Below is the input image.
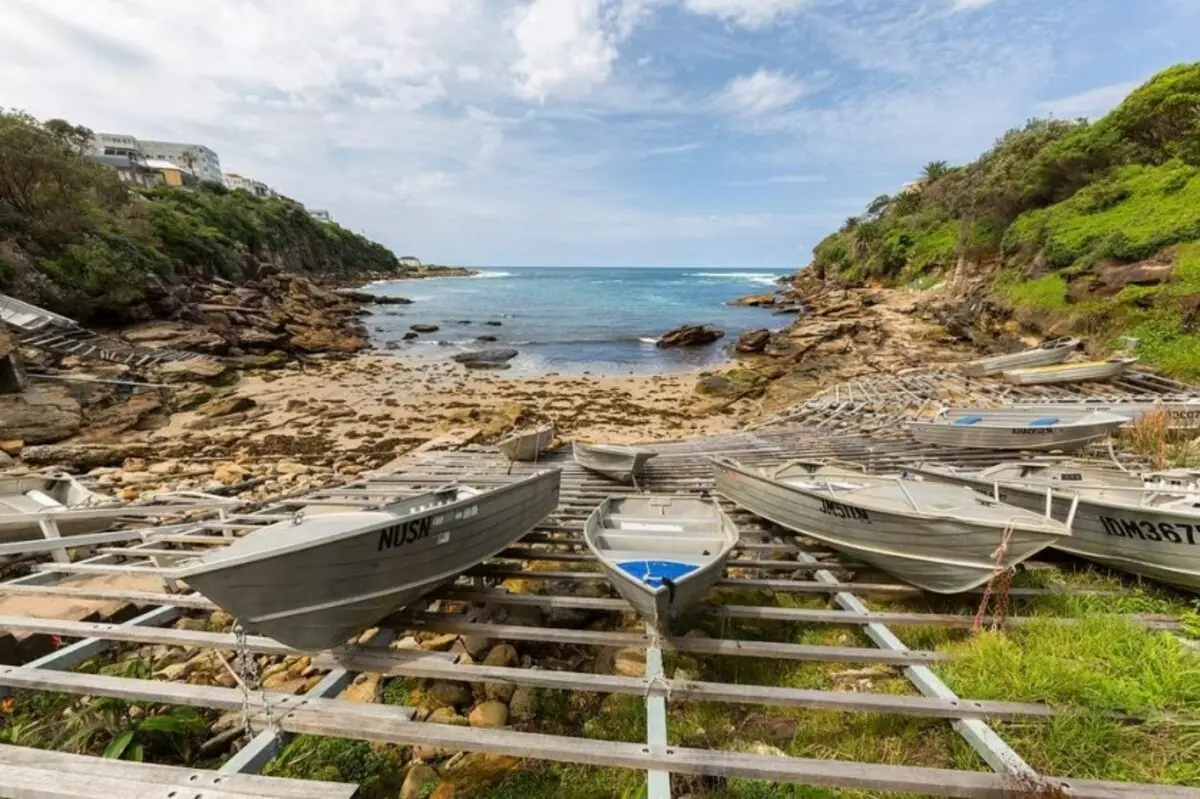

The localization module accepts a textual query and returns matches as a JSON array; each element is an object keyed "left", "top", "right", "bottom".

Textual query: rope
[{"left": 972, "top": 520, "right": 1016, "bottom": 634}]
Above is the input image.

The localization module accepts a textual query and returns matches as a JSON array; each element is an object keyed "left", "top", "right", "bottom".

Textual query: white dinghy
[
  {"left": 584, "top": 494, "right": 737, "bottom": 628},
  {"left": 908, "top": 407, "right": 1129, "bottom": 451},
  {"left": 959, "top": 338, "right": 1079, "bottom": 378},
  {"left": 1002, "top": 357, "right": 1138, "bottom": 385},
  {"left": 572, "top": 442, "right": 657, "bottom": 485},
  {"left": 711, "top": 457, "right": 1071, "bottom": 594},
  {"left": 498, "top": 423, "right": 555, "bottom": 462}
]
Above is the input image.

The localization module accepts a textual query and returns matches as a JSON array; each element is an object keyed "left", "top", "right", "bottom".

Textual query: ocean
[{"left": 364, "top": 266, "right": 791, "bottom": 375}]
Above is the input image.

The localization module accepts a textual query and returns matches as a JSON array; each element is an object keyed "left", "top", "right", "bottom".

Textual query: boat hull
[
  {"left": 1002, "top": 400, "right": 1200, "bottom": 431},
  {"left": 908, "top": 418, "right": 1127, "bottom": 451},
  {"left": 1002, "top": 360, "right": 1136, "bottom": 385},
  {"left": 960, "top": 340, "right": 1077, "bottom": 378},
  {"left": 711, "top": 461, "right": 1059, "bottom": 594},
  {"left": 0, "top": 475, "right": 114, "bottom": 542},
  {"left": 180, "top": 470, "right": 561, "bottom": 650},
  {"left": 572, "top": 443, "right": 657, "bottom": 484},
  {"left": 499, "top": 425, "right": 555, "bottom": 461},
  {"left": 913, "top": 468, "right": 1200, "bottom": 593}
]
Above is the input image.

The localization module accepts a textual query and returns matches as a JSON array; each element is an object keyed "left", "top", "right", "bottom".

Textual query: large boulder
[
  {"left": 121, "top": 321, "right": 229, "bottom": 354},
  {"left": 338, "top": 290, "right": 412, "bottom": 305},
  {"left": 0, "top": 386, "right": 82, "bottom": 444},
  {"left": 735, "top": 329, "right": 771, "bottom": 354},
  {"left": 656, "top": 324, "right": 725, "bottom": 348},
  {"left": 20, "top": 442, "right": 151, "bottom": 469},
  {"left": 76, "top": 394, "right": 166, "bottom": 442},
  {"left": 451, "top": 349, "right": 518, "bottom": 367},
  {"left": 411, "top": 324, "right": 440, "bottom": 333},
  {"left": 729, "top": 292, "right": 777, "bottom": 307},
  {"left": 154, "top": 358, "right": 237, "bottom": 386}
]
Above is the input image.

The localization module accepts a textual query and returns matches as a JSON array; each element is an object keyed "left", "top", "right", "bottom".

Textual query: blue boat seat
[
  {"left": 1028, "top": 417, "right": 1060, "bottom": 427},
  {"left": 615, "top": 559, "right": 699, "bottom": 588},
  {"left": 952, "top": 416, "right": 983, "bottom": 426}
]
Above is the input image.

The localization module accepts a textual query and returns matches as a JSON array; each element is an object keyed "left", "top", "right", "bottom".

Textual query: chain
[{"left": 233, "top": 621, "right": 280, "bottom": 741}]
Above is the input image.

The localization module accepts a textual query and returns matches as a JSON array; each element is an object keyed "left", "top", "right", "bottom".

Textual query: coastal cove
[{"left": 365, "top": 267, "right": 789, "bottom": 375}]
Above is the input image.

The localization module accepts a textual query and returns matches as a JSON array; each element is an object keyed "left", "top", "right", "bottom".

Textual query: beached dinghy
[
  {"left": 959, "top": 337, "right": 1078, "bottom": 378},
  {"left": 909, "top": 462, "right": 1200, "bottom": 593},
  {"left": 908, "top": 407, "right": 1128, "bottom": 451},
  {"left": 1002, "top": 357, "right": 1138, "bottom": 385},
  {"left": 498, "top": 423, "right": 555, "bottom": 462},
  {"left": 174, "top": 469, "right": 561, "bottom": 651},
  {"left": 572, "top": 442, "right": 657, "bottom": 484},
  {"left": 711, "top": 457, "right": 1070, "bottom": 594},
  {"left": 0, "top": 473, "right": 112, "bottom": 542},
  {"left": 1001, "top": 397, "right": 1200, "bottom": 431},
  {"left": 584, "top": 494, "right": 737, "bottom": 627}
]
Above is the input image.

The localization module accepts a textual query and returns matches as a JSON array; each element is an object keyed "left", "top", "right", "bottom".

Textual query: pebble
[
  {"left": 467, "top": 701, "right": 508, "bottom": 729},
  {"left": 400, "top": 763, "right": 439, "bottom": 799}
]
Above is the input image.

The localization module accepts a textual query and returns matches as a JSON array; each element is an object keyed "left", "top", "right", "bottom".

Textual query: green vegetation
[
  {"left": 263, "top": 735, "right": 407, "bottom": 797},
  {"left": 810, "top": 62, "right": 1200, "bottom": 377},
  {"left": 0, "top": 109, "right": 402, "bottom": 323}
]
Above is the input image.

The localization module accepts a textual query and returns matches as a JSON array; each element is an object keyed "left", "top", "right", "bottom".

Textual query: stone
[
  {"left": 427, "top": 706, "right": 469, "bottom": 726},
  {"left": 728, "top": 292, "right": 778, "bottom": 307},
  {"left": 656, "top": 324, "right": 725, "bottom": 348},
  {"left": 459, "top": 634, "right": 494, "bottom": 660},
  {"left": 435, "top": 752, "right": 520, "bottom": 796},
  {"left": 427, "top": 681, "right": 473, "bottom": 708},
  {"left": 155, "top": 359, "right": 236, "bottom": 386},
  {"left": 735, "top": 328, "right": 771, "bottom": 354},
  {"left": 20, "top": 443, "right": 149, "bottom": 469},
  {"left": 410, "top": 324, "right": 440, "bottom": 333},
  {"left": 122, "top": 321, "right": 229, "bottom": 353},
  {"left": 212, "top": 462, "right": 248, "bottom": 485},
  {"left": 421, "top": 633, "right": 461, "bottom": 652},
  {"left": 0, "top": 387, "right": 82, "bottom": 444},
  {"left": 340, "top": 290, "right": 413, "bottom": 305},
  {"left": 484, "top": 320, "right": 503, "bottom": 326},
  {"left": 614, "top": 647, "right": 646, "bottom": 677},
  {"left": 475, "top": 335, "right": 498, "bottom": 342},
  {"left": 234, "top": 328, "right": 287, "bottom": 348},
  {"left": 0, "top": 440, "right": 23, "bottom": 455},
  {"left": 507, "top": 685, "right": 537, "bottom": 722},
  {"left": 198, "top": 395, "right": 257, "bottom": 418},
  {"left": 451, "top": 348, "right": 518, "bottom": 366},
  {"left": 400, "top": 764, "right": 440, "bottom": 799},
  {"left": 481, "top": 644, "right": 518, "bottom": 668},
  {"left": 0, "top": 450, "right": 11, "bottom": 466},
  {"left": 340, "top": 672, "right": 382, "bottom": 703},
  {"left": 467, "top": 701, "right": 508, "bottom": 728},
  {"left": 78, "top": 394, "right": 165, "bottom": 442},
  {"left": 402, "top": 331, "right": 419, "bottom": 340}
]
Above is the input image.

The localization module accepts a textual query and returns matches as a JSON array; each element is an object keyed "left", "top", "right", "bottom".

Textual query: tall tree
[{"left": 921, "top": 160, "right": 952, "bottom": 181}]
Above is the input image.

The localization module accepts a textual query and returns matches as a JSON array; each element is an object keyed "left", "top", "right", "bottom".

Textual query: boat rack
[
  {"left": 755, "top": 367, "right": 1200, "bottom": 433},
  {"left": 1, "top": 426, "right": 1198, "bottom": 798}
]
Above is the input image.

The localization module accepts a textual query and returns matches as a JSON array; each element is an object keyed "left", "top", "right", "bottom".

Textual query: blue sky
[{"left": 2, "top": 1, "right": 1197, "bottom": 267}]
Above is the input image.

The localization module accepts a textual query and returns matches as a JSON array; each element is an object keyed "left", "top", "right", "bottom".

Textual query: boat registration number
[
  {"left": 377, "top": 516, "right": 435, "bottom": 551},
  {"left": 1099, "top": 516, "right": 1196, "bottom": 545},
  {"left": 820, "top": 498, "right": 870, "bottom": 522},
  {"left": 1011, "top": 428, "right": 1053, "bottom": 435}
]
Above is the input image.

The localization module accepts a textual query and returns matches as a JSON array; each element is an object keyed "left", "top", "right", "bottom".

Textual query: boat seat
[
  {"left": 1028, "top": 417, "right": 1060, "bottom": 427},
  {"left": 604, "top": 514, "right": 714, "bottom": 532},
  {"left": 952, "top": 416, "right": 983, "bottom": 426},
  {"left": 601, "top": 522, "right": 720, "bottom": 537},
  {"left": 603, "top": 548, "right": 717, "bottom": 565},
  {"left": 596, "top": 533, "right": 725, "bottom": 555},
  {"left": 3, "top": 494, "right": 59, "bottom": 514}
]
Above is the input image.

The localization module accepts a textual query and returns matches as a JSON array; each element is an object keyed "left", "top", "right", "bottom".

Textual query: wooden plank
[
  {"left": 0, "top": 585, "right": 217, "bottom": 611},
  {"left": 0, "top": 744, "right": 356, "bottom": 798},
  {"left": 0, "top": 667, "right": 1189, "bottom": 798}
]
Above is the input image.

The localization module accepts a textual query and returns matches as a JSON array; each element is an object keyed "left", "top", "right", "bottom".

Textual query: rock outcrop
[
  {"left": 451, "top": 349, "right": 518, "bottom": 369},
  {"left": 735, "top": 329, "right": 771, "bottom": 354},
  {"left": 656, "top": 324, "right": 725, "bottom": 348},
  {"left": 0, "top": 386, "right": 82, "bottom": 444},
  {"left": 411, "top": 324, "right": 440, "bottom": 333}
]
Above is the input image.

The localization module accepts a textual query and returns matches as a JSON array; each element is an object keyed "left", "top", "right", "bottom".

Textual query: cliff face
[
  {"left": 0, "top": 111, "right": 434, "bottom": 327},
  {"left": 802, "top": 62, "right": 1200, "bottom": 379}
]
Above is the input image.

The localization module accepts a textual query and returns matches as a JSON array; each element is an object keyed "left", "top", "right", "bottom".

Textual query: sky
[{"left": 1, "top": 1, "right": 1197, "bottom": 267}]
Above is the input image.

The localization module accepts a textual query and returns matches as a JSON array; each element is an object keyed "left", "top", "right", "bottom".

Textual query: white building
[
  {"left": 399, "top": 256, "right": 422, "bottom": 267},
  {"left": 90, "top": 132, "right": 141, "bottom": 159},
  {"left": 139, "top": 140, "right": 223, "bottom": 184},
  {"left": 309, "top": 209, "right": 332, "bottom": 222},
  {"left": 223, "top": 172, "right": 278, "bottom": 198}
]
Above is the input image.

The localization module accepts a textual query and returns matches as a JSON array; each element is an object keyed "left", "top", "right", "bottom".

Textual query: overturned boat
[
  {"left": 711, "top": 457, "right": 1070, "bottom": 594},
  {"left": 909, "top": 462, "right": 1200, "bottom": 593},
  {"left": 174, "top": 469, "right": 562, "bottom": 650},
  {"left": 908, "top": 407, "right": 1129, "bottom": 451},
  {"left": 572, "top": 442, "right": 657, "bottom": 484},
  {"left": 959, "top": 338, "right": 1078, "bottom": 378},
  {"left": 585, "top": 494, "right": 737, "bottom": 627},
  {"left": 498, "top": 423, "right": 555, "bottom": 462},
  {"left": 1002, "top": 357, "right": 1138, "bottom": 385}
]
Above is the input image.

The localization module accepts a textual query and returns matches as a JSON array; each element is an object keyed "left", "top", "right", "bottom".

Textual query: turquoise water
[{"left": 365, "top": 266, "right": 790, "bottom": 375}]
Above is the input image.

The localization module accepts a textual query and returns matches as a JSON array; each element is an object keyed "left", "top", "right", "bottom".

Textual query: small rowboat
[
  {"left": 0, "top": 473, "right": 111, "bottom": 542},
  {"left": 584, "top": 494, "right": 737, "bottom": 627},
  {"left": 175, "top": 470, "right": 562, "bottom": 651},
  {"left": 959, "top": 337, "right": 1078, "bottom": 378},
  {"left": 1001, "top": 397, "right": 1200, "bottom": 431},
  {"left": 572, "top": 442, "right": 657, "bottom": 484},
  {"left": 498, "top": 423, "right": 555, "bottom": 462},
  {"left": 711, "top": 458, "right": 1070, "bottom": 594},
  {"left": 910, "top": 462, "right": 1200, "bottom": 593},
  {"left": 908, "top": 407, "right": 1129, "bottom": 451},
  {"left": 1002, "top": 357, "right": 1138, "bottom": 385}
]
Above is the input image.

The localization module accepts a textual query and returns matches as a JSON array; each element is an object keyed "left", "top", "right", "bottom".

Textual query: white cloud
[
  {"left": 950, "top": 0, "right": 998, "bottom": 10},
  {"left": 457, "top": 64, "right": 483, "bottom": 82},
  {"left": 510, "top": 0, "right": 619, "bottom": 101},
  {"left": 727, "top": 174, "right": 825, "bottom": 185},
  {"left": 643, "top": 142, "right": 702, "bottom": 156},
  {"left": 1036, "top": 79, "right": 1140, "bottom": 119},
  {"left": 715, "top": 68, "right": 807, "bottom": 116},
  {"left": 681, "top": 0, "right": 814, "bottom": 28}
]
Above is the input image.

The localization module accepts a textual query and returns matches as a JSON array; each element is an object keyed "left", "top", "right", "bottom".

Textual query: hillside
[
  {"left": 808, "top": 62, "right": 1200, "bottom": 378},
  {"left": 0, "top": 111, "right": 411, "bottom": 325}
]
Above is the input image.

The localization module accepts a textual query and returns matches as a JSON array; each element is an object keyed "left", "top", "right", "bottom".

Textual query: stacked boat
[
  {"left": 711, "top": 457, "right": 1070, "bottom": 593},
  {"left": 174, "top": 469, "right": 562, "bottom": 650},
  {"left": 909, "top": 461, "right": 1200, "bottom": 593},
  {"left": 959, "top": 337, "right": 1079, "bottom": 378},
  {"left": 908, "top": 407, "right": 1129, "bottom": 451}
]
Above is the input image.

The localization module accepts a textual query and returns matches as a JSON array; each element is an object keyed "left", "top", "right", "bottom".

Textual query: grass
[
  {"left": 1120, "top": 407, "right": 1200, "bottom": 468},
  {"left": 994, "top": 269, "right": 1070, "bottom": 313},
  {"left": 262, "top": 735, "right": 406, "bottom": 798}
]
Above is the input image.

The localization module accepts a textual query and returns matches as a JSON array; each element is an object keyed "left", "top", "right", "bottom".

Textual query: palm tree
[
  {"left": 921, "top": 160, "right": 952, "bottom": 181},
  {"left": 842, "top": 216, "right": 859, "bottom": 232}
]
